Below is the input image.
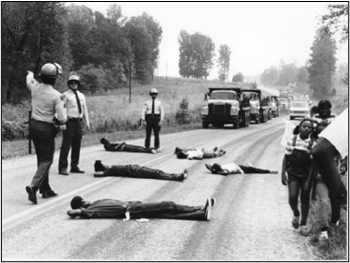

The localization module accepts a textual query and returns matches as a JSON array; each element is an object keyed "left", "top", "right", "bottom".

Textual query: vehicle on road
[
  {"left": 201, "top": 86, "right": 251, "bottom": 129},
  {"left": 278, "top": 97, "right": 290, "bottom": 115},
  {"left": 268, "top": 96, "right": 279, "bottom": 117},
  {"left": 289, "top": 100, "right": 310, "bottom": 120},
  {"left": 242, "top": 89, "right": 269, "bottom": 124}
]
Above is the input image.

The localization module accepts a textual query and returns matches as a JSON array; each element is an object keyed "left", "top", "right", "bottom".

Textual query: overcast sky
[{"left": 68, "top": 2, "right": 348, "bottom": 80}]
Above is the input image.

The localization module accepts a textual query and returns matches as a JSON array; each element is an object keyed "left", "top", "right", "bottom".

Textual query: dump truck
[
  {"left": 201, "top": 86, "right": 251, "bottom": 129},
  {"left": 241, "top": 89, "right": 269, "bottom": 124}
]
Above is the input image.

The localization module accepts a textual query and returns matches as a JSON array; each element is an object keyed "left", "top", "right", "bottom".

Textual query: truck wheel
[{"left": 202, "top": 121, "right": 209, "bottom": 129}]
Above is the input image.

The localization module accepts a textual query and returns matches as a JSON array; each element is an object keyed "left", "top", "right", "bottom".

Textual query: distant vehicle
[
  {"left": 201, "top": 86, "right": 251, "bottom": 129},
  {"left": 278, "top": 97, "right": 290, "bottom": 115},
  {"left": 242, "top": 89, "right": 269, "bottom": 124},
  {"left": 289, "top": 101, "right": 310, "bottom": 120},
  {"left": 279, "top": 88, "right": 290, "bottom": 98},
  {"left": 268, "top": 96, "right": 279, "bottom": 117}
]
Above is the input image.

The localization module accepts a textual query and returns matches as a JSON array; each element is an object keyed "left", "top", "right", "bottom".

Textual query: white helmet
[
  {"left": 149, "top": 88, "right": 158, "bottom": 95},
  {"left": 40, "top": 62, "right": 62, "bottom": 79},
  {"left": 68, "top": 74, "right": 80, "bottom": 82}
]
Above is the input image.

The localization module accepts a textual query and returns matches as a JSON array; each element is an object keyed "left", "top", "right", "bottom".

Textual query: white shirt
[
  {"left": 221, "top": 162, "right": 244, "bottom": 174},
  {"left": 26, "top": 72, "right": 66, "bottom": 124},
  {"left": 319, "top": 107, "right": 348, "bottom": 158},
  {"left": 186, "top": 149, "right": 204, "bottom": 159},
  {"left": 142, "top": 98, "right": 164, "bottom": 121},
  {"left": 62, "top": 89, "right": 90, "bottom": 127}
]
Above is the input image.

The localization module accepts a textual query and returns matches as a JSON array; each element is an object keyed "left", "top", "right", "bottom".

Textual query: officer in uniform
[
  {"left": 58, "top": 74, "right": 90, "bottom": 175},
  {"left": 141, "top": 88, "right": 164, "bottom": 149},
  {"left": 25, "top": 62, "right": 67, "bottom": 204}
]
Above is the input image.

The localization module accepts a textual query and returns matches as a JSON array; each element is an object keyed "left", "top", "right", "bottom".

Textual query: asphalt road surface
[{"left": 2, "top": 116, "right": 317, "bottom": 261}]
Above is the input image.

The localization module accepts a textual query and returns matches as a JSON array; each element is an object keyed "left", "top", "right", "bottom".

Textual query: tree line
[{"left": 2, "top": 2, "right": 162, "bottom": 104}]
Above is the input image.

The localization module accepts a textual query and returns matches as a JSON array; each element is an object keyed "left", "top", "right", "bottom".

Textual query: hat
[
  {"left": 68, "top": 74, "right": 80, "bottom": 83},
  {"left": 149, "top": 88, "right": 158, "bottom": 95}
]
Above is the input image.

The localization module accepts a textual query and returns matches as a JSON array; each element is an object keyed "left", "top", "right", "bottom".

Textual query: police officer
[
  {"left": 141, "top": 88, "right": 164, "bottom": 149},
  {"left": 58, "top": 74, "right": 90, "bottom": 175},
  {"left": 25, "top": 62, "right": 67, "bottom": 204}
]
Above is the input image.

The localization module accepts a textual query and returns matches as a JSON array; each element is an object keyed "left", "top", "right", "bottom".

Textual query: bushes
[{"left": 2, "top": 120, "right": 28, "bottom": 141}]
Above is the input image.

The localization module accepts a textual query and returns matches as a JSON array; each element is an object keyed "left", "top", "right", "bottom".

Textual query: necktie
[
  {"left": 152, "top": 99, "right": 155, "bottom": 115},
  {"left": 73, "top": 90, "right": 82, "bottom": 114}
]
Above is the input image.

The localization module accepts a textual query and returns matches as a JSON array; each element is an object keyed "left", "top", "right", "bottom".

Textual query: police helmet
[
  {"left": 67, "top": 74, "right": 80, "bottom": 85},
  {"left": 149, "top": 88, "right": 158, "bottom": 95},
  {"left": 40, "top": 62, "right": 62, "bottom": 79}
]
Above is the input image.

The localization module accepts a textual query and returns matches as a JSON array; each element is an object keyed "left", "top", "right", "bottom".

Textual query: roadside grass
[{"left": 307, "top": 175, "right": 348, "bottom": 260}]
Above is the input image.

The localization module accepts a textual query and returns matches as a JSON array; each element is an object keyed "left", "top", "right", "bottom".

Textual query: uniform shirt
[
  {"left": 62, "top": 89, "right": 90, "bottom": 127},
  {"left": 285, "top": 135, "right": 312, "bottom": 155},
  {"left": 142, "top": 98, "right": 164, "bottom": 121},
  {"left": 220, "top": 162, "right": 244, "bottom": 174},
  {"left": 319, "top": 107, "right": 348, "bottom": 158},
  {"left": 26, "top": 72, "right": 66, "bottom": 124},
  {"left": 81, "top": 199, "right": 125, "bottom": 219}
]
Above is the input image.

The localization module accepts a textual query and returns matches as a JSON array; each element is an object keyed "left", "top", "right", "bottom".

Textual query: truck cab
[
  {"left": 242, "top": 89, "right": 269, "bottom": 124},
  {"left": 201, "top": 87, "right": 250, "bottom": 129}
]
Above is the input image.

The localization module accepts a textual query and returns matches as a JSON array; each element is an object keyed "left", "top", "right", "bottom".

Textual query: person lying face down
[
  {"left": 67, "top": 195, "right": 216, "bottom": 221},
  {"left": 93, "top": 160, "right": 188, "bottom": 181},
  {"left": 205, "top": 161, "right": 278, "bottom": 175},
  {"left": 100, "top": 137, "right": 164, "bottom": 154},
  {"left": 174, "top": 146, "right": 226, "bottom": 160}
]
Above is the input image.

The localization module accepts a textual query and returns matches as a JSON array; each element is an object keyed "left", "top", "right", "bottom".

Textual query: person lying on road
[
  {"left": 67, "top": 196, "right": 216, "bottom": 221},
  {"left": 174, "top": 146, "right": 226, "bottom": 160},
  {"left": 101, "top": 137, "right": 163, "bottom": 154},
  {"left": 94, "top": 160, "right": 187, "bottom": 181},
  {"left": 205, "top": 162, "right": 278, "bottom": 175}
]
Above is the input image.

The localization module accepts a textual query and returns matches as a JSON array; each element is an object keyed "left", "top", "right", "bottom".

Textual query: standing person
[
  {"left": 58, "top": 74, "right": 90, "bottom": 175},
  {"left": 94, "top": 160, "right": 188, "bottom": 181},
  {"left": 311, "top": 107, "right": 348, "bottom": 209},
  {"left": 67, "top": 195, "right": 215, "bottom": 221},
  {"left": 281, "top": 118, "right": 315, "bottom": 236},
  {"left": 25, "top": 63, "right": 67, "bottom": 204},
  {"left": 142, "top": 88, "right": 164, "bottom": 149}
]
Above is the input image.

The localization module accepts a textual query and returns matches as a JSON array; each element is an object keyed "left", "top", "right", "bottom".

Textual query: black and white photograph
[{"left": 2, "top": 2, "right": 348, "bottom": 261}]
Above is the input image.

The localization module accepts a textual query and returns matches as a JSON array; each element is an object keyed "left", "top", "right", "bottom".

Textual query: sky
[{"left": 67, "top": 2, "right": 348, "bottom": 80}]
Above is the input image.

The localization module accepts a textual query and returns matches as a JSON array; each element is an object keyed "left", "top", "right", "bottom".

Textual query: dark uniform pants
[
  {"left": 129, "top": 201, "right": 205, "bottom": 220},
  {"left": 59, "top": 119, "right": 83, "bottom": 171},
  {"left": 30, "top": 120, "right": 55, "bottom": 194},
  {"left": 145, "top": 115, "right": 160, "bottom": 148}
]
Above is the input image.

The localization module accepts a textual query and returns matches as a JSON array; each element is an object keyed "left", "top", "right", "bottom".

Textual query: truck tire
[{"left": 202, "top": 121, "right": 209, "bottom": 129}]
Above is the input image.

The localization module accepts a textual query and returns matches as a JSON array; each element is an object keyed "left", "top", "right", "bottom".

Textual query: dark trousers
[
  {"left": 239, "top": 165, "right": 271, "bottom": 173},
  {"left": 104, "top": 165, "right": 183, "bottom": 181},
  {"left": 30, "top": 121, "right": 55, "bottom": 194},
  {"left": 129, "top": 201, "right": 205, "bottom": 220},
  {"left": 311, "top": 138, "right": 347, "bottom": 201},
  {"left": 288, "top": 173, "right": 312, "bottom": 226},
  {"left": 59, "top": 119, "right": 83, "bottom": 171},
  {"left": 145, "top": 115, "right": 160, "bottom": 148},
  {"left": 105, "top": 142, "right": 153, "bottom": 153}
]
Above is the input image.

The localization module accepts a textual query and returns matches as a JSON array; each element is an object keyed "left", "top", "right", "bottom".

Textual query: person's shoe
[
  {"left": 59, "top": 169, "right": 69, "bottom": 175},
  {"left": 181, "top": 169, "right": 188, "bottom": 180},
  {"left": 218, "top": 150, "right": 226, "bottom": 156},
  {"left": 203, "top": 197, "right": 212, "bottom": 221},
  {"left": 42, "top": 191, "right": 58, "bottom": 198},
  {"left": 100, "top": 137, "right": 109, "bottom": 145},
  {"left": 299, "top": 225, "right": 309, "bottom": 236},
  {"left": 318, "top": 231, "right": 328, "bottom": 241},
  {"left": 25, "top": 185, "right": 37, "bottom": 204},
  {"left": 151, "top": 149, "right": 157, "bottom": 154},
  {"left": 70, "top": 167, "right": 85, "bottom": 173},
  {"left": 210, "top": 197, "right": 216, "bottom": 208},
  {"left": 292, "top": 215, "right": 300, "bottom": 229},
  {"left": 94, "top": 160, "right": 108, "bottom": 172},
  {"left": 331, "top": 220, "right": 340, "bottom": 226},
  {"left": 213, "top": 146, "right": 218, "bottom": 152},
  {"left": 205, "top": 164, "right": 213, "bottom": 172}
]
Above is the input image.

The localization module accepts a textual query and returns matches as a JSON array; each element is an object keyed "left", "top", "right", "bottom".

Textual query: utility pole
[{"left": 129, "top": 58, "right": 132, "bottom": 103}]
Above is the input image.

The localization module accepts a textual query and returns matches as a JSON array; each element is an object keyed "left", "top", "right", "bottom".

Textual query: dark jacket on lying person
[{"left": 100, "top": 137, "right": 161, "bottom": 154}]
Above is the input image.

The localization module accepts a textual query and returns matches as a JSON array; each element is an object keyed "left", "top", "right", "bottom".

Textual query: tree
[
  {"left": 260, "top": 67, "right": 279, "bottom": 86},
  {"left": 322, "top": 4, "right": 348, "bottom": 43},
  {"left": 307, "top": 26, "right": 337, "bottom": 99},
  {"left": 276, "top": 63, "right": 298, "bottom": 86},
  {"left": 217, "top": 44, "right": 231, "bottom": 81},
  {"left": 232, "top": 72, "right": 244, "bottom": 82},
  {"left": 178, "top": 31, "right": 215, "bottom": 79}
]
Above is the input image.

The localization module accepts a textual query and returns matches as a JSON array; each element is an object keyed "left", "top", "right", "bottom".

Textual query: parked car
[{"left": 289, "top": 100, "right": 310, "bottom": 120}]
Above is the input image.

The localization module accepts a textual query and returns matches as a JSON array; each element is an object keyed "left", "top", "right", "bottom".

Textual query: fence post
[{"left": 28, "top": 110, "right": 32, "bottom": 154}]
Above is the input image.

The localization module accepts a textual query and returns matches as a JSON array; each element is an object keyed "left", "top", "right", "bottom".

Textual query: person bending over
[
  {"left": 205, "top": 162, "right": 278, "bottom": 175},
  {"left": 175, "top": 146, "right": 226, "bottom": 160},
  {"left": 101, "top": 137, "right": 163, "bottom": 154}
]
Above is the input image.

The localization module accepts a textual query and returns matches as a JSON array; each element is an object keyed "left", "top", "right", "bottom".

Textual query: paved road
[{"left": 2, "top": 116, "right": 317, "bottom": 260}]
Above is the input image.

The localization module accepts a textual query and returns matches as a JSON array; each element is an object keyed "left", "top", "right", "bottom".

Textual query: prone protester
[
  {"left": 67, "top": 196, "right": 216, "bottom": 221},
  {"left": 175, "top": 146, "right": 226, "bottom": 160},
  {"left": 100, "top": 137, "right": 163, "bottom": 154},
  {"left": 205, "top": 162, "right": 278, "bottom": 175},
  {"left": 94, "top": 160, "right": 188, "bottom": 181}
]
